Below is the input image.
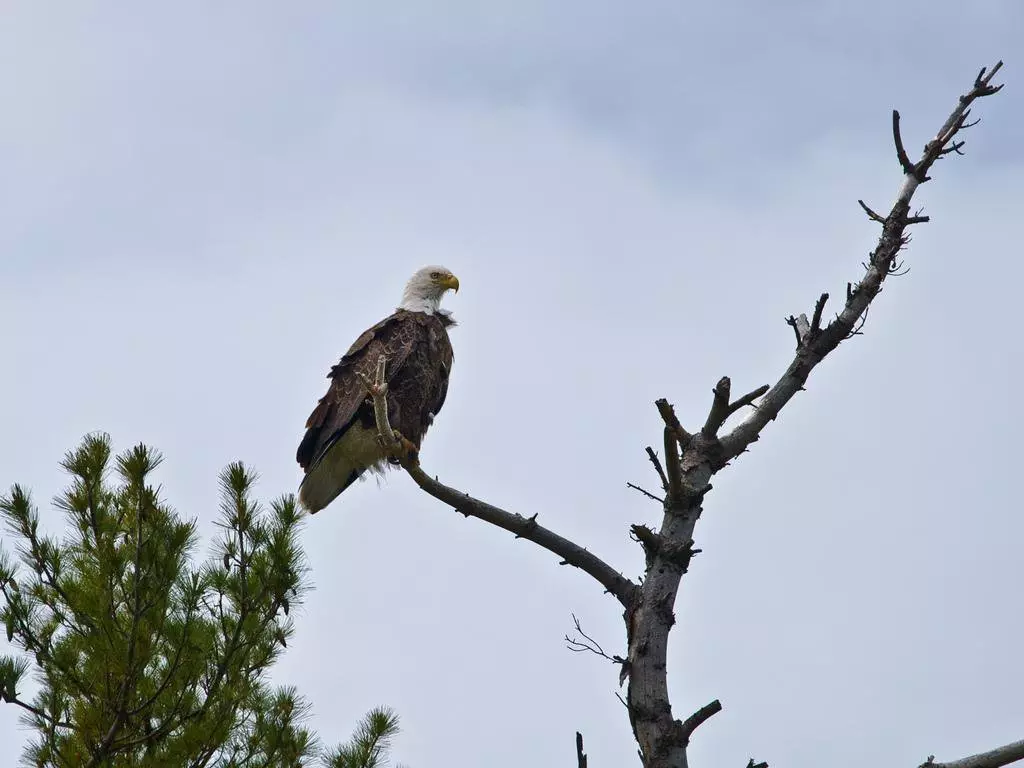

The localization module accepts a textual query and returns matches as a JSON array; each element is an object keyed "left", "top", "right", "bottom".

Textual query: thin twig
[
  {"left": 7, "top": 696, "right": 75, "bottom": 730},
  {"left": 565, "top": 613, "right": 625, "bottom": 665},
  {"left": 626, "top": 482, "right": 663, "bottom": 504},
  {"left": 645, "top": 447, "right": 669, "bottom": 493}
]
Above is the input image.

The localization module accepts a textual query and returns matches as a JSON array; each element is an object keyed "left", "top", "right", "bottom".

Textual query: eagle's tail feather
[
  {"left": 298, "top": 465, "right": 363, "bottom": 514},
  {"left": 297, "top": 424, "right": 391, "bottom": 514}
]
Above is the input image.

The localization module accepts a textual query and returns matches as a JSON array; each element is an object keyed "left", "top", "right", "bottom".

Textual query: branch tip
[
  {"left": 701, "top": 377, "right": 733, "bottom": 436},
  {"left": 655, "top": 398, "right": 693, "bottom": 447},
  {"left": 626, "top": 482, "right": 663, "bottom": 504},
  {"left": 858, "top": 199, "right": 886, "bottom": 223},
  {"left": 680, "top": 699, "right": 723, "bottom": 744},
  {"left": 645, "top": 446, "right": 670, "bottom": 493},
  {"left": 576, "top": 732, "right": 588, "bottom": 768},
  {"left": 892, "top": 109, "right": 918, "bottom": 177},
  {"left": 810, "top": 293, "right": 829, "bottom": 335}
]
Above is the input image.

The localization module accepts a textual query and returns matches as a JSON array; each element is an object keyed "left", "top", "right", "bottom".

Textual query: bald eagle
[{"left": 296, "top": 266, "right": 459, "bottom": 513}]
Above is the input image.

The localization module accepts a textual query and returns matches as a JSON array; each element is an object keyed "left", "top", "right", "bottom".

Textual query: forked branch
[{"left": 565, "top": 613, "right": 625, "bottom": 665}]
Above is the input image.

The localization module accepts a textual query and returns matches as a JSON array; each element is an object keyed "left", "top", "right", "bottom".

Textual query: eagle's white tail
[
  {"left": 298, "top": 462, "right": 362, "bottom": 514},
  {"left": 297, "top": 424, "right": 387, "bottom": 514}
]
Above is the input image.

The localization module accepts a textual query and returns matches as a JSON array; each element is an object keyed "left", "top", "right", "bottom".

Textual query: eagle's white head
[{"left": 399, "top": 265, "right": 460, "bottom": 315}]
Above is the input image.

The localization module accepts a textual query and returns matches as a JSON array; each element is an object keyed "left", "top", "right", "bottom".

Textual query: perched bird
[{"left": 296, "top": 265, "right": 459, "bottom": 513}]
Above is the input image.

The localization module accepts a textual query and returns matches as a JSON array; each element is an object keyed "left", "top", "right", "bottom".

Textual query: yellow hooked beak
[{"left": 441, "top": 273, "right": 460, "bottom": 293}]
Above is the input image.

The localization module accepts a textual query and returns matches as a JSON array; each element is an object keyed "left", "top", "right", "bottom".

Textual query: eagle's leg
[
  {"left": 398, "top": 435, "right": 419, "bottom": 463},
  {"left": 358, "top": 355, "right": 420, "bottom": 464},
  {"left": 384, "top": 432, "right": 419, "bottom": 464}
]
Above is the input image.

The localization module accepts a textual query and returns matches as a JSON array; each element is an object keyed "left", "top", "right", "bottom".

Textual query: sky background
[{"left": 1, "top": 2, "right": 1022, "bottom": 767}]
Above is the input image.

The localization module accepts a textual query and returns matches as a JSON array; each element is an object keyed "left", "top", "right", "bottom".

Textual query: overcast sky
[{"left": 2, "top": 3, "right": 1022, "bottom": 767}]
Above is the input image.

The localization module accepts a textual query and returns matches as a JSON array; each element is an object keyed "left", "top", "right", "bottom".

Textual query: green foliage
[
  {"left": 0, "top": 433, "right": 317, "bottom": 767},
  {"left": 326, "top": 707, "right": 402, "bottom": 768}
]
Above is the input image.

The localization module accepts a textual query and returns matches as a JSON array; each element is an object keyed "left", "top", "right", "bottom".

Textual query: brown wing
[
  {"left": 296, "top": 310, "right": 422, "bottom": 472},
  {"left": 426, "top": 317, "right": 454, "bottom": 421},
  {"left": 386, "top": 313, "right": 455, "bottom": 448}
]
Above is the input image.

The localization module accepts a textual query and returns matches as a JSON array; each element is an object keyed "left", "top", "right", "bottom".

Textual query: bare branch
[
  {"left": 700, "top": 377, "right": 770, "bottom": 439},
  {"left": 645, "top": 447, "right": 669, "bottom": 493},
  {"left": 718, "top": 62, "right": 1004, "bottom": 464},
  {"left": 858, "top": 199, "right": 886, "bottom": 223},
  {"left": 399, "top": 461, "right": 638, "bottom": 606},
  {"left": 892, "top": 109, "right": 917, "bottom": 177},
  {"left": 679, "top": 699, "right": 722, "bottom": 745},
  {"left": 655, "top": 398, "right": 693, "bottom": 448},
  {"left": 702, "top": 377, "right": 732, "bottom": 437},
  {"left": 727, "top": 384, "right": 770, "bottom": 417},
  {"left": 576, "top": 732, "right": 588, "bottom": 768},
  {"left": 809, "top": 293, "right": 829, "bottom": 336},
  {"left": 627, "top": 483, "right": 664, "bottom": 504},
  {"left": 565, "top": 613, "right": 625, "bottom": 665},
  {"left": 785, "top": 313, "right": 811, "bottom": 346},
  {"left": 661, "top": 427, "right": 683, "bottom": 503},
  {"left": 922, "top": 739, "right": 1024, "bottom": 768}
]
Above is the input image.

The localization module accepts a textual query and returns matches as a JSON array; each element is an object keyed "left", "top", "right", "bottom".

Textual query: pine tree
[
  {"left": 326, "top": 707, "right": 402, "bottom": 768},
  {"left": 0, "top": 433, "right": 391, "bottom": 767}
]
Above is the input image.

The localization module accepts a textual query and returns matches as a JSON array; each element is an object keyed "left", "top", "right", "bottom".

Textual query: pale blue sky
[{"left": 1, "top": 3, "right": 1022, "bottom": 767}]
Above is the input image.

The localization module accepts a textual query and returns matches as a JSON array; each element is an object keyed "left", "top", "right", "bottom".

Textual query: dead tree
[{"left": 360, "top": 63, "right": 1015, "bottom": 768}]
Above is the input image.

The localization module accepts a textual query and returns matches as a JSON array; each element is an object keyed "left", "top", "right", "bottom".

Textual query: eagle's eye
[{"left": 430, "top": 271, "right": 442, "bottom": 280}]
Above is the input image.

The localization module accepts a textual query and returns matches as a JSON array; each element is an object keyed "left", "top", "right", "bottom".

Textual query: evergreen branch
[
  {"left": 328, "top": 706, "right": 401, "bottom": 768},
  {"left": 86, "top": 475, "right": 152, "bottom": 765},
  {"left": 126, "top": 592, "right": 197, "bottom": 717},
  {"left": 0, "top": 582, "right": 97, "bottom": 704},
  {"left": 7, "top": 695, "right": 75, "bottom": 730}
]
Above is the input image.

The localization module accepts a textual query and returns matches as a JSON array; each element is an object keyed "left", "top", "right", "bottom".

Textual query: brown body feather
[{"left": 296, "top": 309, "right": 454, "bottom": 512}]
